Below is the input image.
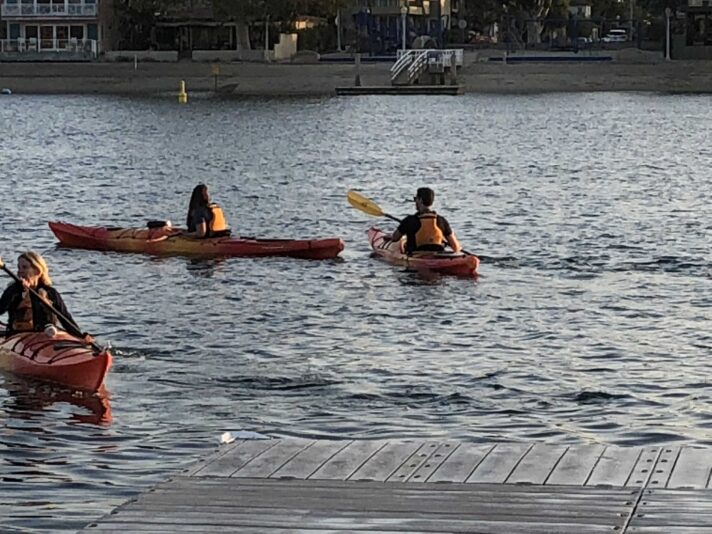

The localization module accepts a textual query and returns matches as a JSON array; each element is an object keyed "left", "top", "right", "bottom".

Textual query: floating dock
[
  {"left": 83, "top": 438, "right": 712, "bottom": 532},
  {"left": 336, "top": 85, "right": 464, "bottom": 96}
]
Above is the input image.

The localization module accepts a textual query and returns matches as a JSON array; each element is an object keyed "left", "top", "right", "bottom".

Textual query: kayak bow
[{"left": 0, "top": 330, "right": 112, "bottom": 391}]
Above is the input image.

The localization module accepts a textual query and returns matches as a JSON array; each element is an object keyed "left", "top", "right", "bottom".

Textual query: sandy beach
[{"left": 1, "top": 50, "right": 712, "bottom": 95}]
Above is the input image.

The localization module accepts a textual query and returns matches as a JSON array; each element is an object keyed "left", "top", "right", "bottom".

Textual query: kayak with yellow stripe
[
  {"left": 0, "top": 330, "right": 112, "bottom": 391},
  {"left": 49, "top": 221, "right": 345, "bottom": 260},
  {"left": 368, "top": 227, "right": 480, "bottom": 277}
]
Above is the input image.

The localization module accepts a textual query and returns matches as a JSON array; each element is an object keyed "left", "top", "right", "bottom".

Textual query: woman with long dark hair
[{"left": 184, "top": 184, "right": 229, "bottom": 238}]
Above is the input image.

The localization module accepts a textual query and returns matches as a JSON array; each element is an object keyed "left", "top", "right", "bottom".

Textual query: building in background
[
  {"left": 0, "top": 0, "right": 111, "bottom": 59},
  {"left": 347, "top": 0, "right": 459, "bottom": 54}
]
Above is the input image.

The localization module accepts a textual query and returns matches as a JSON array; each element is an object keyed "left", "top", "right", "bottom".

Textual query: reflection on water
[
  {"left": 1, "top": 376, "right": 112, "bottom": 426},
  {"left": 0, "top": 93, "right": 710, "bottom": 532}
]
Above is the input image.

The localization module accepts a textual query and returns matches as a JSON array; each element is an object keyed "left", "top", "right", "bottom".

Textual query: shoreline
[{"left": 2, "top": 54, "right": 712, "bottom": 95}]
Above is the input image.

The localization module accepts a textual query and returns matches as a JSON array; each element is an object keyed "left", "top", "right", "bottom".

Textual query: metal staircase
[{"left": 390, "top": 49, "right": 463, "bottom": 86}]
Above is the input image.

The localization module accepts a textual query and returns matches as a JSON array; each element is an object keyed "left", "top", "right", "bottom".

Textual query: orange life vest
[
  {"left": 208, "top": 203, "right": 228, "bottom": 235},
  {"left": 414, "top": 213, "right": 445, "bottom": 250}
]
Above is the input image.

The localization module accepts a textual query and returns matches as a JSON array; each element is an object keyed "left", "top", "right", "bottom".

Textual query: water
[{"left": 0, "top": 93, "right": 710, "bottom": 531}]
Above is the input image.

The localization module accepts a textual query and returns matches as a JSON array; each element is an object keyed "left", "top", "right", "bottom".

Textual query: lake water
[{"left": 0, "top": 92, "right": 710, "bottom": 531}]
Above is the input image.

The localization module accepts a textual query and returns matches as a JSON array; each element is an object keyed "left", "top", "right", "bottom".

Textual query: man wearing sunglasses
[{"left": 386, "top": 187, "right": 462, "bottom": 254}]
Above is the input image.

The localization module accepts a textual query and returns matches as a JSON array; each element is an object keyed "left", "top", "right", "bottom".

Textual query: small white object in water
[
  {"left": 219, "top": 432, "right": 235, "bottom": 444},
  {"left": 1, "top": 88, "right": 12, "bottom": 95},
  {"left": 219, "top": 430, "right": 270, "bottom": 444}
]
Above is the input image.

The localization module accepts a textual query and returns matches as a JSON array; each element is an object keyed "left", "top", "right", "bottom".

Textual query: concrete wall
[
  {"left": 192, "top": 50, "right": 242, "bottom": 62},
  {"left": 672, "top": 34, "right": 712, "bottom": 59},
  {"left": 105, "top": 50, "right": 179, "bottom": 62}
]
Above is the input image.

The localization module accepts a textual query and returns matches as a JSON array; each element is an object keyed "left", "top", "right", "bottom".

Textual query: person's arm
[
  {"left": 388, "top": 216, "right": 412, "bottom": 243},
  {"left": 44, "top": 289, "right": 92, "bottom": 342},
  {"left": 440, "top": 217, "right": 462, "bottom": 253},
  {"left": 45, "top": 289, "right": 77, "bottom": 330},
  {"left": 183, "top": 220, "right": 207, "bottom": 238},
  {"left": 446, "top": 232, "right": 462, "bottom": 253},
  {"left": 0, "top": 285, "right": 14, "bottom": 316},
  {"left": 387, "top": 229, "right": 402, "bottom": 243}
]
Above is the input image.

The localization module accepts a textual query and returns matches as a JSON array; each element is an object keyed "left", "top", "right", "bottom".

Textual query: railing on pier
[
  {"left": 1, "top": 3, "right": 97, "bottom": 17},
  {"left": 391, "top": 49, "right": 464, "bottom": 84},
  {"left": 0, "top": 39, "right": 98, "bottom": 59}
]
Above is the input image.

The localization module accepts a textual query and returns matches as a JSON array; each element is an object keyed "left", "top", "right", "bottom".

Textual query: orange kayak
[
  {"left": 0, "top": 330, "right": 112, "bottom": 391},
  {"left": 368, "top": 227, "right": 480, "bottom": 277},
  {"left": 49, "top": 221, "right": 345, "bottom": 260}
]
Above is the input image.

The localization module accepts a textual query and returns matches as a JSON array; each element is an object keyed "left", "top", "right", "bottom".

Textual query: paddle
[
  {"left": 347, "top": 190, "right": 477, "bottom": 257},
  {"left": 0, "top": 257, "right": 103, "bottom": 353}
]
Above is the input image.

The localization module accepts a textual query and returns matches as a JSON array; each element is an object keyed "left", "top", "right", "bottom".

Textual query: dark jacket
[{"left": 0, "top": 282, "right": 79, "bottom": 336}]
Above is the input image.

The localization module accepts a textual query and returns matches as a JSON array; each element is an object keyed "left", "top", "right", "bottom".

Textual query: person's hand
[
  {"left": 82, "top": 332, "right": 95, "bottom": 345},
  {"left": 0, "top": 256, "right": 4, "bottom": 269}
]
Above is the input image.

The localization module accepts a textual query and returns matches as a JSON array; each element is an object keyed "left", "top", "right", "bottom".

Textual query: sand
[{"left": 1, "top": 50, "right": 711, "bottom": 96}]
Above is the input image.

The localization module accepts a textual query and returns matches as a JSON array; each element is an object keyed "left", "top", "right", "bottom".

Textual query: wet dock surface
[{"left": 82, "top": 439, "right": 712, "bottom": 532}]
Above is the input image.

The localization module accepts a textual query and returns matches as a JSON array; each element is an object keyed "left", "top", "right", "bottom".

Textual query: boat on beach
[
  {"left": 49, "top": 221, "right": 345, "bottom": 260},
  {"left": 368, "top": 227, "right": 480, "bottom": 278},
  {"left": 0, "top": 329, "right": 112, "bottom": 392}
]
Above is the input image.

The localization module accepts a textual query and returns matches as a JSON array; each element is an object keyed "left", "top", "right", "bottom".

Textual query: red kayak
[
  {"left": 0, "top": 330, "right": 112, "bottom": 391},
  {"left": 49, "top": 221, "right": 345, "bottom": 260},
  {"left": 368, "top": 227, "right": 480, "bottom": 277}
]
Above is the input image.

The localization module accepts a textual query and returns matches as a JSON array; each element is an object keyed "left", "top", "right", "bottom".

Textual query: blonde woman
[{"left": 0, "top": 252, "right": 90, "bottom": 341}]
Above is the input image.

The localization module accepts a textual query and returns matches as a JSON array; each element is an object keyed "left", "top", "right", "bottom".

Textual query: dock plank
[
  {"left": 667, "top": 447, "right": 712, "bottom": 489},
  {"left": 467, "top": 442, "right": 531, "bottom": 483},
  {"left": 192, "top": 440, "right": 276, "bottom": 477},
  {"left": 405, "top": 441, "right": 460, "bottom": 483},
  {"left": 546, "top": 444, "right": 605, "bottom": 486},
  {"left": 387, "top": 442, "right": 442, "bottom": 483},
  {"left": 85, "top": 478, "right": 630, "bottom": 533},
  {"left": 232, "top": 438, "right": 314, "bottom": 478},
  {"left": 508, "top": 443, "right": 568, "bottom": 484},
  {"left": 349, "top": 440, "right": 424, "bottom": 481},
  {"left": 626, "top": 447, "right": 662, "bottom": 487},
  {"left": 271, "top": 439, "right": 349, "bottom": 479},
  {"left": 647, "top": 446, "right": 680, "bottom": 489},
  {"left": 310, "top": 439, "right": 387, "bottom": 480},
  {"left": 427, "top": 442, "right": 493, "bottom": 483},
  {"left": 628, "top": 488, "right": 712, "bottom": 532},
  {"left": 587, "top": 446, "right": 641, "bottom": 487},
  {"left": 81, "top": 439, "right": 712, "bottom": 533}
]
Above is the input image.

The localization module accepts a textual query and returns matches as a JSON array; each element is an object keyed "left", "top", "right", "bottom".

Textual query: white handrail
[
  {"left": 392, "top": 49, "right": 464, "bottom": 84},
  {"left": 0, "top": 38, "right": 97, "bottom": 57},
  {"left": 407, "top": 50, "right": 429, "bottom": 81},
  {"left": 391, "top": 49, "right": 414, "bottom": 75}
]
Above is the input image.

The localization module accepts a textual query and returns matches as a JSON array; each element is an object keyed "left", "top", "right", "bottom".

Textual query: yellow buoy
[{"left": 178, "top": 80, "right": 188, "bottom": 104}]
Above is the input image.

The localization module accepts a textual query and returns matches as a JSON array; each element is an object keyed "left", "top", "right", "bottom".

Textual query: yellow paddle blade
[{"left": 347, "top": 190, "right": 385, "bottom": 217}]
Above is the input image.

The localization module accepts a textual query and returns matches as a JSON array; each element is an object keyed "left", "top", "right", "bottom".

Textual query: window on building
[{"left": 70, "top": 25, "right": 84, "bottom": 40}]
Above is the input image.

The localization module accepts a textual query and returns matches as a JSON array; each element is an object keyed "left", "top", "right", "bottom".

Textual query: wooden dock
[
  {"left": 83, "top": 439, "right": 712, "bottom": 532},
  {"left": 335, "top": 85, "right": 464, "bottom": 96}
]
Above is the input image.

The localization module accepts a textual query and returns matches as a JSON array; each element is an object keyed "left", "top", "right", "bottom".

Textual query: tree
[{"left": 114, "top": 0, "right": 183, "bottom": 49}]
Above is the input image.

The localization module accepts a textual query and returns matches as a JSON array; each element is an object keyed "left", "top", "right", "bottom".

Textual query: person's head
[
  {"left": 17, "top": 251, "right": 51, "bottom": 287},
  {"left": 414, "top": 187, "right": 435, "bottom": 210},
  {"left": 189, "top": 184, "right": 210, "bottom": 209},
  {"left": 187, "top": 184, "right": 210, "bottom": 226}
]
